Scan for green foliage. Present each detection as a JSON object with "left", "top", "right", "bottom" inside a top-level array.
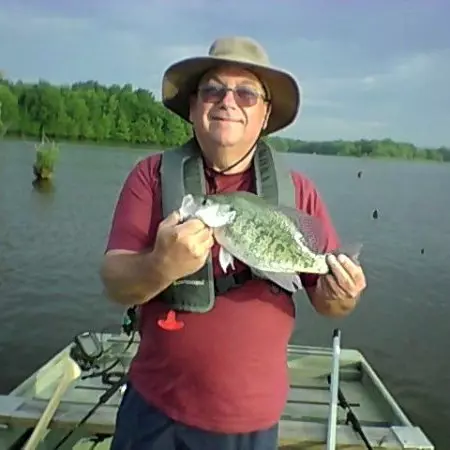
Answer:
[
  {"left": 265, "top": 137, "right": 450, "bottom": 163},
  {"left": 33, "top": 136, "right": 60, "bottom": 180},
  {"left": 0, "top": 77, "right": 448, "bottom": 162},
  {"left": 0, "top": 101, "right": 7, "bottom": 137},
  {"left": 0, "top": 78, "right": 192, "bottom": 147}
]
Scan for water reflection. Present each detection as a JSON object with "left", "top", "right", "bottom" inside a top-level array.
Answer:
[{"left": 32, "top": 179, "right": 55, "bottom": 194}]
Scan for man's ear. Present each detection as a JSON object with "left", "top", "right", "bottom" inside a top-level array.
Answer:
[
  {"left": 188, "top": 95, "right": 196, "bottom": 123},
  {"left": 262, "top": 103, "right": 272, "bottom": 130}
]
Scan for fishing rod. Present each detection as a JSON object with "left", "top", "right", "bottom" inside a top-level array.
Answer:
[
  {"left": 326, "top": 373, "right": 374, "bottom": 450},
  {"left": 52, "top": 372, "right": 128, "bottom": 449},
  {"left": 326, "top": 328, "right": 341, "bottom": 450},
  {"left": 52, "top": 309, "right": 137, "bottom": 449}
]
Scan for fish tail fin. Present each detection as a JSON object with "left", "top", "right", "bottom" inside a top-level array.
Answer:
[{"left": 331, "top": 242, "right": 363, "bottom": 265}]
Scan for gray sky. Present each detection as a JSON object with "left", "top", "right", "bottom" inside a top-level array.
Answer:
[{"left": 1, "top": 0, "right": 449, "bottom": 147}]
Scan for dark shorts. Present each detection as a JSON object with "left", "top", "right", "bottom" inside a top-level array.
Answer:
[{"left": 110, "top": 383, "right": 279, "bottom": 450}]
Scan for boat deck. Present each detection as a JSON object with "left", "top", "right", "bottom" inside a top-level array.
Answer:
[{"left": 0, "top": 332, "right": 435, "bottom": 449}]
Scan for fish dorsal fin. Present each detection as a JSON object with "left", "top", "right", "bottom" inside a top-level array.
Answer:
[
  {"left": 273, "top": 204, "right": 329, "bottom": 254},
  {"left": 276, "top": 204, "right": 363, "bottom": 264}
]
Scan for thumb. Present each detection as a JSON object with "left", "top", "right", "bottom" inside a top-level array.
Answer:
[{"left": 160, "top": 210, "right": 181, "bottom": 228}]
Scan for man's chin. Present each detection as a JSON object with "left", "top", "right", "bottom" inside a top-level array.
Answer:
[{"left": 209, "top": 131, "right": 242, "bottom": 148}]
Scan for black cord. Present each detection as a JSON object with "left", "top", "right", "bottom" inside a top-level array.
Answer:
[
  {"left": 80, "top": 318, "right": 137, "bottom": 380},
  {"left": 51, "top": 322, "right": 137, "bottom": 448},
  {"left": 80, "top": 354, "right": 124, "bottom": 380}
]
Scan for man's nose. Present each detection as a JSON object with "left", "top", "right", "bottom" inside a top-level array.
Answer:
[{"left": 220, "top": 89, "right": 237, "bottom": 107}]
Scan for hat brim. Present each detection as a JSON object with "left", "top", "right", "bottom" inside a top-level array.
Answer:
[{"left": 162, "top": 56, "right": 301, "bottom": 135}]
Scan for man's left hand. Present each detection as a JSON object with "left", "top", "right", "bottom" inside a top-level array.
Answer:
[{"left": 317, "top": 254, "right": 367, "bottom": 304}]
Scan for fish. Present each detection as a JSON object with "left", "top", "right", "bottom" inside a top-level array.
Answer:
[{"left": 178, "top": 191, "right": 362, "bottom": 293}]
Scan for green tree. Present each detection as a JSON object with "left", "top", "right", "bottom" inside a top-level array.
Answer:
[
  {"left": 0, "top": 77, "right": 192, "bottom": 146},
  {"left": 265, "top": 136, "right": 449, "bottom": 162},
  {"left": 0, "top": 77, "right": 448, "bottom": 162}
]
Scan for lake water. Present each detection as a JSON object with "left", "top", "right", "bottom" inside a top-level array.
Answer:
[{"left": 1, "top": 140, "right": 450, "bottom": 447}]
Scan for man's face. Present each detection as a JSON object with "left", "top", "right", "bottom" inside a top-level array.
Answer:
[{"left": 189, "top": 66, "right": 270, "bottom": 148}]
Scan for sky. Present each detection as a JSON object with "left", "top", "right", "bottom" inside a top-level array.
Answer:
[{"left": 0, "top": 0, "right": 449, "bottom": 148}]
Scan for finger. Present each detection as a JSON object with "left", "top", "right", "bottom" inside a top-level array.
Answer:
[
  {"left": 328, "top": 255, "right": 367, "bottom": 298},
  {"left": 194, "top": 228, "right": 215, "bottom": 246},
  {"left": 175, "top": 218, "right": 209, "bottom": 237},
  {"left": 160, "top": 210, "right": 181, "bottom": 227},
  {"left": 327, "top": 254, "right": 356, "bottom": 293},
  {"left": 338, "top": 254, "right": 366, "bottom": 287},
  {"left": 319, "top": 274, "right": 347, "bottom": 299},
  {"left": 189, "top": 234, "right": 215, "bottom": 258},
  {"left": 337, "top": 254, "right": 360, "bottom": 277}
]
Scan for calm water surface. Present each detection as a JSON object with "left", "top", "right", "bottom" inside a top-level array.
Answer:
[{"left": 1, "top": 141, "right": 449, "bottom": 447}]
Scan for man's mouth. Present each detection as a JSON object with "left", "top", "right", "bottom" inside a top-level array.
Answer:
[{"left": 211, "top": 117, "right": 239, "bottom": 122}]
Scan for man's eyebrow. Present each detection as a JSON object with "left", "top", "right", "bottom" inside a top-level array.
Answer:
[{"left": 202, "top": 75, "right": 262, "bottom": 90}]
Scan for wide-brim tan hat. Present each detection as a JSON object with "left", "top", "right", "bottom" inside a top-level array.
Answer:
[{"left": 162, "top": 36, "right": 301, "bottom": 135}]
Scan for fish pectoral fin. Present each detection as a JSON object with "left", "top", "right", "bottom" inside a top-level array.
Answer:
[
  {"left": 219, "top": 246, "right": 235, "bottom": 273},
  {"left": 250, "top": 268, "right": 303, "bottom": 293},
  {"left": 179, "top": 194, "right": 196, "bottom": 221}
]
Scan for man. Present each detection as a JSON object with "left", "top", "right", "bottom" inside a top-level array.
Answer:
[{"left": 101, "top": 36, "right": 366, "bottom": 450}]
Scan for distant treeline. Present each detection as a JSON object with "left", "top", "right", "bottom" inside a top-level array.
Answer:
[
  {"left": 0, "top": 77, "right": 448, "bottom": 162},
  {"left": 267, "top": 136, "right": 450, "bottom": 162}
]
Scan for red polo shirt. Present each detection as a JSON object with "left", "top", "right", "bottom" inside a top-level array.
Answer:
[{"left": 105, "top": 152, "right": 340, "bottom": 434}]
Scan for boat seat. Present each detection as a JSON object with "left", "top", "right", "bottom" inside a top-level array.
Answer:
[
  {"left": 0, "top": 395, "right": 25, "bottom": 422},
  {"left": 0, "top": 394, "right": 435, "bottom": 449},
  {"left": 0, "top": 394, "right": 116, "bottom": 434},
  {"left": 73, "top": 437, "right": 113, "bottom": 449},
  {"left": 68, "top": 437, "right": 304, "bottom": 449}
]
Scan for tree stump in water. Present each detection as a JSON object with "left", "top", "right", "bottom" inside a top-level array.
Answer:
[{"left": 33, "top": 164, "right": 53, "bottom": 181}]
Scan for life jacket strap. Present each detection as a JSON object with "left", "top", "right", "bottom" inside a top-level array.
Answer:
[
  {"left": 214, "top": 268, "right": 290, "bottom": 296},
  {"left": 214, "top": 269, "right": 254, "bottom": 295}
]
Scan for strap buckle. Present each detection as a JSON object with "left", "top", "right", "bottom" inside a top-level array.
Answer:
[{"left": 214, "top": 269, "right": 253, "bottom": 295}]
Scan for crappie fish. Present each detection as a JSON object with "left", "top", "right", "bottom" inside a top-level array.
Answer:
[{"left": 178, "top": 191, "right": 361, "bottom": 293}]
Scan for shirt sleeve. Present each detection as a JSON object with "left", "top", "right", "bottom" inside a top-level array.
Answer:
[
  {"left": 105, "top": 156, "right": 158, "bottom": 253},
  {"left": 290, "top": 171, "right": 341, "bottom": 288}
]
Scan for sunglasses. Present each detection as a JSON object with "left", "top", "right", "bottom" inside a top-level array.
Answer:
[{"left": 197, "top": 84, "right": 268, "bottom": 108}]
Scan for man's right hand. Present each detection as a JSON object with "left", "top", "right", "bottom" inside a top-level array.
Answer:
[{"left": 152, "top": 211, "right": 215, "bottom": 282}]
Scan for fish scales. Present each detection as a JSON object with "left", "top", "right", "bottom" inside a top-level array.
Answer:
[
  {"left": 177, "top": 191, "right": 361, "bottom": 293},
  {"left": 220, "top": 198, "right": 317, "bottom": 272}
]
